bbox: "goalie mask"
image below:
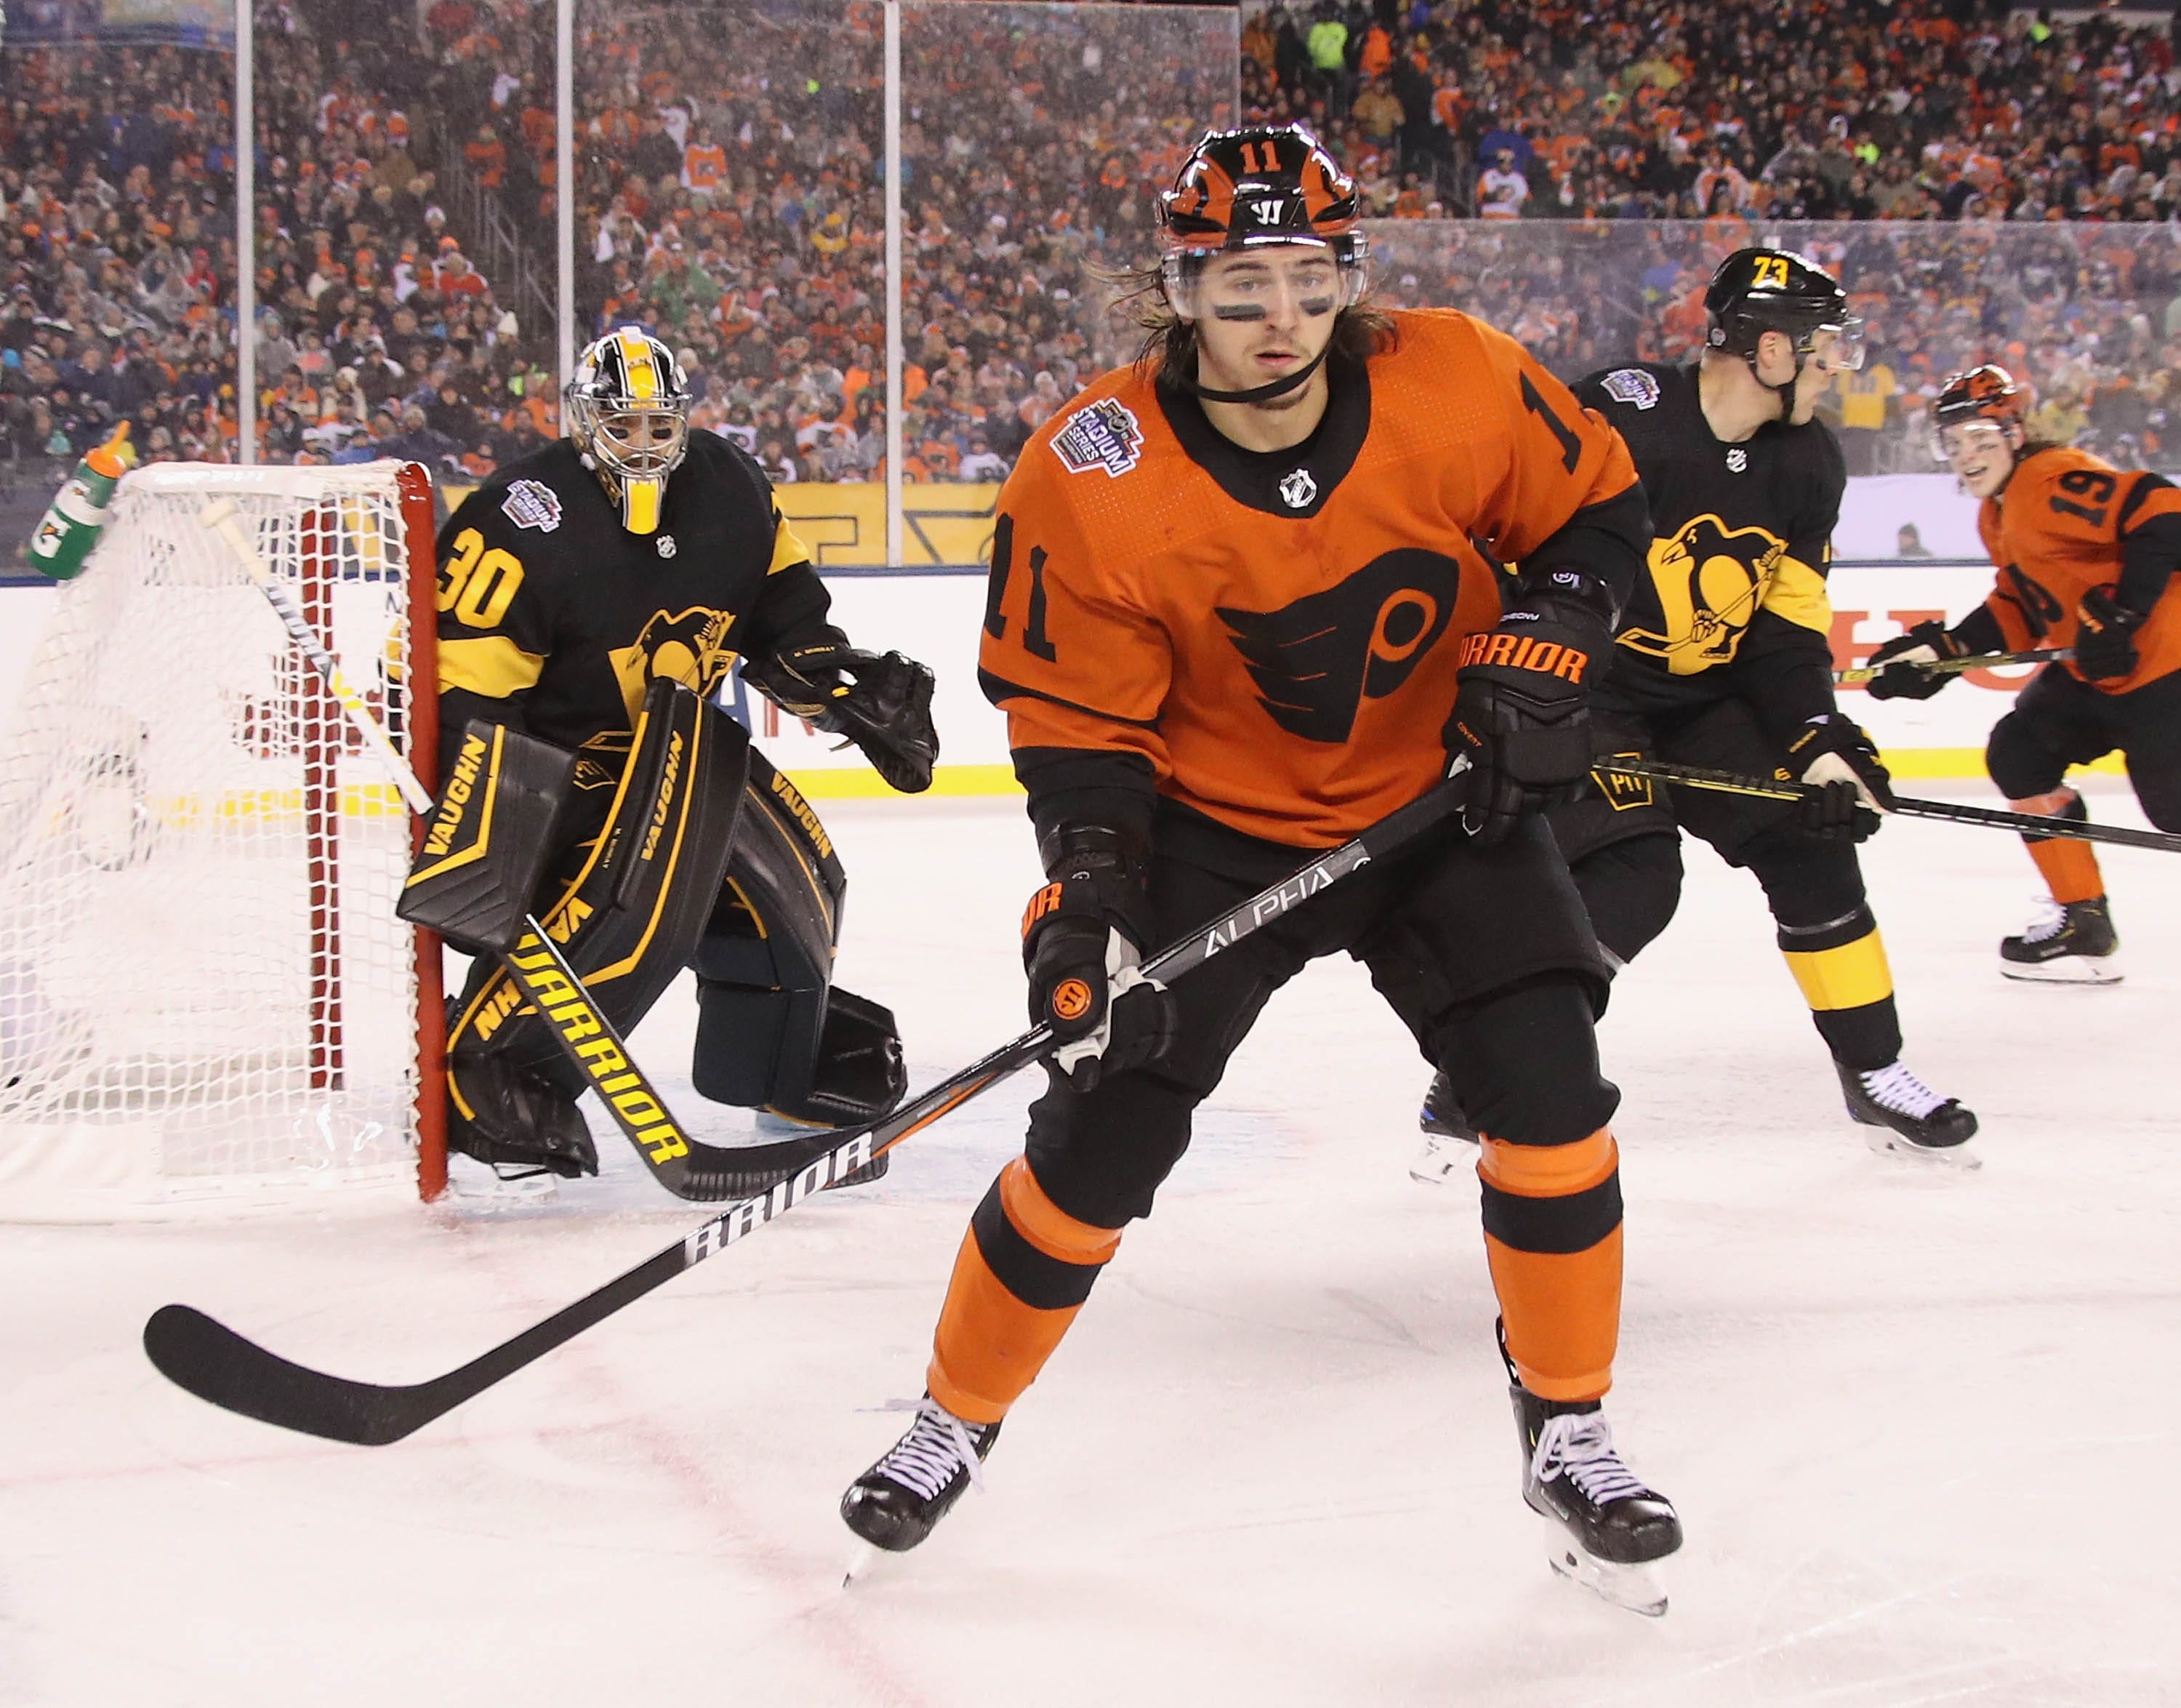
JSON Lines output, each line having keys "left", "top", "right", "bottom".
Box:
{"left": 565, "top": 326, "right": 691, "bottom": 536}
{"left": 1154, "top": 124, "right": 1368, "bottom": 404}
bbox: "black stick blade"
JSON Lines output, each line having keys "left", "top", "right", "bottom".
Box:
{"left": 143, "top": 1304, "right": 430, "bottom": 1447}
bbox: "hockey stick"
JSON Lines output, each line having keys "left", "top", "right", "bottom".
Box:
{"left": 1600, "top": 757, "right": 2181, "bottom": 853}
{"left": 1833, "top": 646, "right": 2072, "bottom": 685}
{"left": 142, "top": 772, "right": 1471, "bottom": 1445}
{"left": 198, "top": 500, "right": 795, "bottom": 1203}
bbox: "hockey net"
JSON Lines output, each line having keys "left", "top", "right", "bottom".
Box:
{"left": 0, "top": 461, "right": 445, "bottom": 1219}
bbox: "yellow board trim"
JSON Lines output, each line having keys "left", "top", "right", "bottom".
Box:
{"left": 779, "top": 763, "right": 1023, "bottom": 798}
{"left": 439, "top": 634, "right": 546, "bottom": 699}
{"left": 1782, "top": 931, "right": 1893, "bottom": 1012}
{"left": 1881, "top": 748, "right": 2126, "bottom": 781}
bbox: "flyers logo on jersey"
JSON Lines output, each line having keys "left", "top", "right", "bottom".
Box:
{"left": 1218, "top": 549, "right": 1462, "bottom": 742}
{"left": 1051, "top": 399, "right": 1144, "bottom": 478}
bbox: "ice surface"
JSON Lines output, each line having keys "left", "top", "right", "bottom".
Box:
{"left": 4, "top": 788, "right": 2177, "bottom": 1707}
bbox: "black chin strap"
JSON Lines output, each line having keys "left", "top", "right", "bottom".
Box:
{"left": 1176, "top": 337, "right": 1333, "bottom": 406}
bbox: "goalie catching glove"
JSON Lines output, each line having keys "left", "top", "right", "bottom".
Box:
{"left": 1445, "top": 571, "right": 1613, "bottom": 845}
{"left": 742, "top": 639, "right": 939, "bottom": 793}
{"left": 1021, "top": 825, "right": 1176, "bottom": 1091}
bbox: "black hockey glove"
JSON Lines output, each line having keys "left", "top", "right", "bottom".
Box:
{"left": 1444, "top": 573, "right": 1612, "bottom": 846}
{"left": 1864, "top": 620, "right": 1964, "bottom": 702}
{"left": 1021, "top": 826, "right": 1176, "bottom": 1092}
{"left": 742, "top": 641, "right": 939, "bottom": 793}
{"left": 1785, "top": 713, "right": 1893, "bottom": 841}
{"left": 2074, "top": 586, "right": 2145, "bottom": 682}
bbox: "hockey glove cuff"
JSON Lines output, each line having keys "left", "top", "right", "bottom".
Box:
{"left": 1787, "top": 713, "right": 1892, "bottom": 841}
{"left": 744, "top": 641, "right": 939, "bottom": 793}
{"left": 1864, "top": 620, "right": 1964, "bottom": 702}
{"left": 1445, "top": 582, "right": 1611, "bottom": 846}
{"left": 2074, "top": 586, "right": 2145, "bottom": 682}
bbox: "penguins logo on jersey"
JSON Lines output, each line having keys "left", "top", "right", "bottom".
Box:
{"left": 1618, "top": 513, "right": 1786, "bottom": 675}
{"left": 607, "top": 606, "right": 738, "bottom": 725}
{"left": 1217, "top": 549, "right": 1461, "bottom": 742}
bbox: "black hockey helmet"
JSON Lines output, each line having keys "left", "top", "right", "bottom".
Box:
{"left": 1704, "top": 247, "right": 1864, "bottom": 370}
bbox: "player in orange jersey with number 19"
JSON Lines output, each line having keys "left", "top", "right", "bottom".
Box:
{"left": 837, "top": 124, "right": 1682, "bottom": 1615}
{"left": 1868, "top": 364, "right": 2181, "bottom": 982}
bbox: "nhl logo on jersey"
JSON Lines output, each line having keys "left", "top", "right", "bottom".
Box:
{"left": 501, "top": 478, "right": 563, "bottom": 532}
{"left": 1601, "top": 369, "right": 1660, "bottom": 410}
{"left": 1051, "top": 398, "right": 1144, "bottom": 479}
{"left": 656, "top": 534, "right": 678, "bottom": 558}
{"left": 1726, "top": 447, "right": 1748, "bottom": 473}
{"left": 1278, "top": 468, "right": 1318, "bottom": 510}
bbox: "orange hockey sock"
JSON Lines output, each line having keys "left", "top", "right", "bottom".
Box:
{"left": 927, "top": 1157, "right": 1123, "bottom": 1425}
{"left": 1477, "top": 1131, "right": 1623, "bottom": 1402}
{"left": 2012, "top": 790, "right": 2105, "bottom": 905}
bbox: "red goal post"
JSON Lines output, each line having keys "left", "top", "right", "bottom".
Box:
{"left": 0, "top": 460, "right": 447, "bottom": 1218}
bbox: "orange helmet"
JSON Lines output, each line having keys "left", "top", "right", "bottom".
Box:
{"left": 1932, "top": 364, "right": 2026, "bottom": 461}
{"left": 1157, "top": 124, "right": 1367, "bottom": 323}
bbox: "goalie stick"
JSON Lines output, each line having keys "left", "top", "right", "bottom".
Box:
{"left": 1833, "top": 646, "right": 2073, "bottom": 685}
{"left": 1599, "top": 757, "right": 2181, "bottom": 854}
{"left": 198, "top": 500, "right": 814, "bottom": 1203}
{"left": 141, "top": 771, "right": 1471, "bottom": 1446}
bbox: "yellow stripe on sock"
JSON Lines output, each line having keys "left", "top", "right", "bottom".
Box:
{"left": 1782, "top": 930, "right": 1893, "bottom": 1011}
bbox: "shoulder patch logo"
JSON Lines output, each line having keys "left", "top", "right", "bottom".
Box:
{"left": 1051, "top": 398, "right": 1144, "bottom": 478}
{"left": 1277, "top": 468, "right": 1318, "bottom": 510}
{"left": 1217, "top": 548, "right": 1463, "bottom": 743}
{"left": 501, "top": 478, "right": 563, "bottom": 532}
{"left": 1601, "top": 368, "right": 1661, "bottom": 410}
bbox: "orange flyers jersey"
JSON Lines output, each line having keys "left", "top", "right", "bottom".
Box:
{"left": 1979, "top": 446, "right": 2181, "bottom": 694}
{"left": 979, "top": 308, "right": 1645, "bottom": 847}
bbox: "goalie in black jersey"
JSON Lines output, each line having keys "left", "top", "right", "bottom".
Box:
{"left": 1415, "top": 249, "right": 1978, "bottom": 1171}
{"left": 430, "top": 326, "right": 939, "bottom": 1185}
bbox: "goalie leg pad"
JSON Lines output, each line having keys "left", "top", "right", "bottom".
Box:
{"left": 688, "top": 750, "right": 907, "bottom": 1125}
{"left": 446, "top": 681, "right": 751, "bottom": 1126}
{"left": 398, "top": 721, "right": 577, "bottom": 955}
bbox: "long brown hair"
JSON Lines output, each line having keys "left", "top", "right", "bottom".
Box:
{"left": 1109, "top": 259, "right": 1399, "bottom": 389}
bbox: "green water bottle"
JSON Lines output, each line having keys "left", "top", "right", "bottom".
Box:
{"left": 28, "top": 424, "right": 134, "bottom": 581}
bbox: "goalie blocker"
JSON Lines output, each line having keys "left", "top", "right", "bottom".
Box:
{"left": 411, "top": 680, "right": 907, "bottom": 1178}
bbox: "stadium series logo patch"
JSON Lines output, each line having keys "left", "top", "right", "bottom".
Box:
{"left": 1601, "top": 369, "right": 1660, "bottom": 409}
{"left": 502, "top": 479, "right": 563, "bottom": 532}
{"left": 1052, "top": 399, "right": 1144, "bottom": 478}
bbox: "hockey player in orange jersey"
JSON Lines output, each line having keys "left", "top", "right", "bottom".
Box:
{"left": 1868, "top": 364, "right": 2181, "bottom": 982}
{"left": 836, "top": 124, "right": 1682, "bottom": 1613}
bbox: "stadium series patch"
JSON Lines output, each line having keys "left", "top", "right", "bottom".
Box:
{"left": 1052, "top": 399, "right": 1144, "bottom": 478}
{"left": 1601, "top": 369, "right": 1660, "bottom": 409}
{"left": 502, "top": 478, "right": 563, "bottom": 532}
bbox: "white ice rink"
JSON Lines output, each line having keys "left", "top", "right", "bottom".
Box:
{"left": 5, "top": 787, "right": 2177, "bottom": 1707}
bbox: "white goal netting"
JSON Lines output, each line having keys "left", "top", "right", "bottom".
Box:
{"left": 0, "top": 462, "right": 441, "bottom": 1219}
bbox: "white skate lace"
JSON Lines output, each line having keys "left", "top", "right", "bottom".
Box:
{"left": 2019, "top": 897, "right": 2068, "bottom": 945}
{"left": 862, "top": 1395, "right": 987, "bottom": 1501}
{"left": 1857, "top": 1062, "right": 1948, "bottom": 1119}
{"left": 1533, "top": 1410, "right": 1650, "bottom": 1507}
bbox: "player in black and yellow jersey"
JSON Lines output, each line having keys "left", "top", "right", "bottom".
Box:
{"left": 432, "top": 326, "right": 938, "bottom": 1184}
{"left": 1414, "top": 249, "right": 1977, "bottom": 1173}
{"left": 837, "top": 125, "right": 1681, "bottom": 1614}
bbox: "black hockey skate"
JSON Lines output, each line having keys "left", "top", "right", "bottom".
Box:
{"left": 841, "top": 1395, "right": 1001, "bottom": 1557}
{"left": 1410, "top": 1071, "right": 1478, "bottom": 1184}
{"left": 1836, "top": 1060, "right": 1980, "bottom": 1168}
{"left": 2000, "top": 896, "right": 2122, "bottom": 985}
{"left": 1511, "top": 1384, "right": 1682, "bottom": 1616}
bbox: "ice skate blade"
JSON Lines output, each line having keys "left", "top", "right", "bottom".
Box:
{"left": 443, "top": 1157, "right": 558, "bottom": 1204}
{"left": 1542, "top": 1533, "right": 1667, "bottom": 1617}
{"left": 2000, "top": 954, "right": 2123, "bottom": 985}
{"left": 1407, "top": 1135, "right": 1473, "bottom": 1185}
{"left": 842, "top": 1541, "right": 888, "bottom": 1587}
{"left": 1860, "top": 1126, "right": 1983, "bottom": 1171}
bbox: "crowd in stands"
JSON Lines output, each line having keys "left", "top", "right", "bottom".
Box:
{"left": 15, "top": 0, "right": 2181, "bottom": 521}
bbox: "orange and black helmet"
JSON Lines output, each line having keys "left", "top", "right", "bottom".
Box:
{"left": 1158, "top": 124, "right": 1365, "bottom": 262}
{"left": 1934, "top": 364, "right": 2027, "bottom": 434}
